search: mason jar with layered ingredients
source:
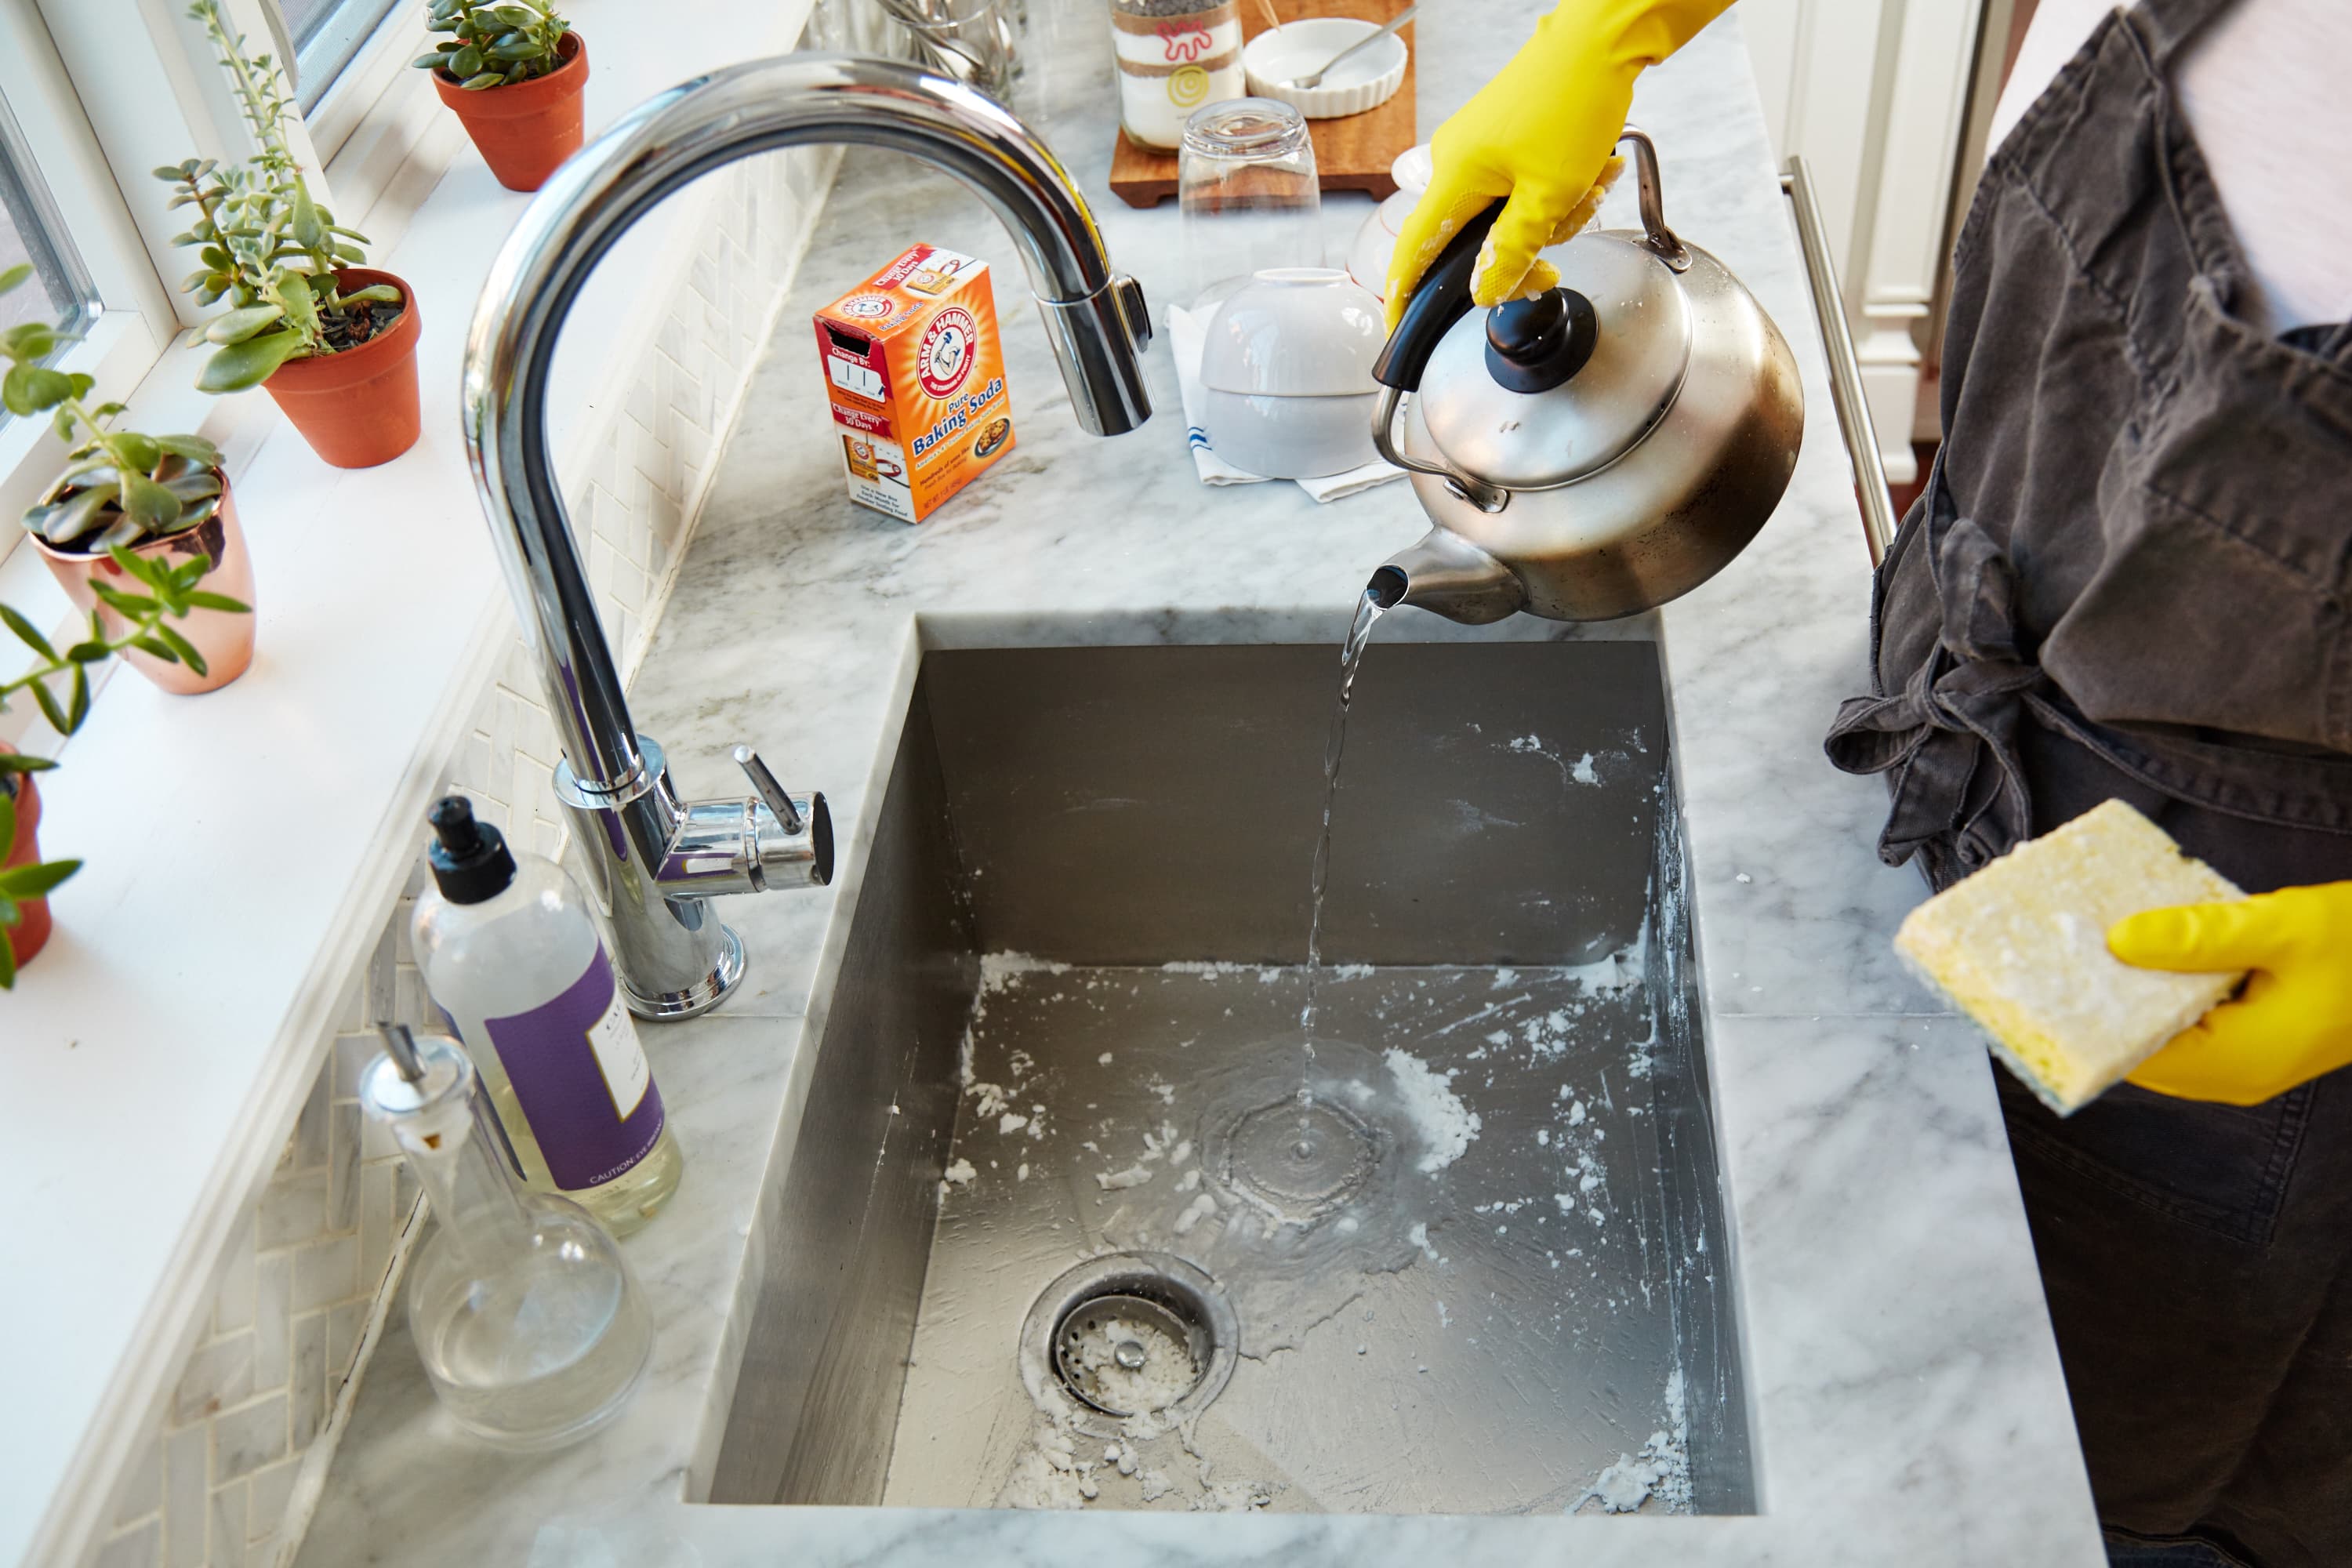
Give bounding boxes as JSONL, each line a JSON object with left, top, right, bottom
{"left": 1111, "top": 0, "right": 1246, "bottom": 148}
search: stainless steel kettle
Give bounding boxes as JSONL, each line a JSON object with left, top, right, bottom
{"left": 1367, "top": 130, "right": 1802, "bottom": 624}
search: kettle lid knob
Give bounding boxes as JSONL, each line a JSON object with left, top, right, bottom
{"left": 1484, "top": 289, "right": 1599, "bottom": 394}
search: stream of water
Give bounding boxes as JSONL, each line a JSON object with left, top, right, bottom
{"left": 1297, "top": 589, "right": 1385, "bottom": 1052}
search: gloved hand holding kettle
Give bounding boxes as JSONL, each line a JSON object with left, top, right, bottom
{"left": 1382, "top": 0, "right": 1735, "bottom": 327}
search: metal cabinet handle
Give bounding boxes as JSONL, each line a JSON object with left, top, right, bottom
{"left": 1780, "top": 156, "right": 1898, "bottom": 566}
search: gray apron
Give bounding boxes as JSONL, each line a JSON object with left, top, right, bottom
{"left": 1823, "top": 1, "right": 2352, "bottom": 1562}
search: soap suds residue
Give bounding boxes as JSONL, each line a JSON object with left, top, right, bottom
{"left": 1382, "top": 1047, "right": 1483, "bottom": 1171}
{"left": 1570, "top": 1368, "right": 1692, "bottom": 1514}
{"left": 981, "top": 952, "right": 1073, "bottom": 993}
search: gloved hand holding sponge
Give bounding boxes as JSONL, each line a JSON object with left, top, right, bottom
{"left": 1384, "top": 0, "right": 1737, "bottom": 328}
{"left": 1897, "top": 799, "right": 2352, "bottom": 1112}
{"left": 2113, "top": 882, "right": 2352, "bottom": 1105}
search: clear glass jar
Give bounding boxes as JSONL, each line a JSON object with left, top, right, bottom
{"left": 1112, "top": 0, "right": 1247, "bottom": 150}
{"left": 1178, "top": 96, "right": 1323, "bottom": 307}
{"left": 360, "top": 1029, "right": 652, "bottom": 1450}
{"left": 900, "top": 0, "right": 1019, "bottom": 99}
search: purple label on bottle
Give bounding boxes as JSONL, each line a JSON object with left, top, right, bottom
{"left": 483, "top": 947, "right": 665, "bottom": 1191}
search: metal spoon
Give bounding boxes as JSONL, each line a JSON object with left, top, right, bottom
{"left": 1287, "top": 4, "right": 1417, "bottom": 90}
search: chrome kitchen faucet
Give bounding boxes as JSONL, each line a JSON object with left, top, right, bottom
{"left": 459, "top": 55, "right": 1154, "bottom": 1019}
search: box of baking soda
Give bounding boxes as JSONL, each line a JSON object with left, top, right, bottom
{"left": 812, "top": 244, "right": 1017, "bottom": 523}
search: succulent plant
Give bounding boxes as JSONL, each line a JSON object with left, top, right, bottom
{"left": 1, "top": 264, "right": 223, "bottom": 553}
{"left": 157, "top": 0, "right": 404, "bottom": 394}
{"left": 414, "top": 0, "right": 573, "bottom": 89}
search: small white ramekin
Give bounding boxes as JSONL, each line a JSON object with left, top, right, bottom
{"left": 1241, "top": 19, "right": 1407, "bottom": 120}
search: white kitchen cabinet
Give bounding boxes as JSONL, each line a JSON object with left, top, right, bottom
{"left": 1741, "top": 0, "right": 2012, "bottom": 482}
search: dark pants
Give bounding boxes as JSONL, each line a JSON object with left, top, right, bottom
{"left": 2002, "top": 1062, "right": 2352, "bottom": 1568}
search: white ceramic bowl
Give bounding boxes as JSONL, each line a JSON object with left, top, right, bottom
{"left": 1199, "top": 267, "right": 1386, "bottom": 398}
{"left": 1242, "top": 19, "right": 1408, "bottom": 120}
{"left": 1347, "top": 143, "right": 1433, "bottom": 298}
{"left": 1200, "top": 386, "right": 1380, "bottom": 477}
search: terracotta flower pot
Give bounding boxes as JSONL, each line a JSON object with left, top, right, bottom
{"left": 34, "top": 476, "right": 257, "bottom": 695}
{"left": 1, "top": 743, "right": 53, "bottom": 974}
{"left": 436, "top": 32, "right": 590, "bottom": 192}
{"left": 262, "top": 268, "right": 422, "bottom": 469}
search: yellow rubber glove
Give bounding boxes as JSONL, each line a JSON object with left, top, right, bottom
{"left": 2109, "top": 881, "right": 2352, "bottom": 1105}
{"left": 1384, "top": 0, "right": 1737, "bottom": 328}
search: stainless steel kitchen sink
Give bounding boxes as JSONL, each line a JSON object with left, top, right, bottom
{"left": 706, "top": 641, "right": 1751, "bottom": 1515}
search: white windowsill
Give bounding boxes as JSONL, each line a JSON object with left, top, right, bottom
{"left": 0, "top": 3, "right": 824, "bottom": 1563}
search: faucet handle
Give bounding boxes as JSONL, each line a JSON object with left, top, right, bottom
{"left": 733, "top": 745, "right": 806, "bottom": 835}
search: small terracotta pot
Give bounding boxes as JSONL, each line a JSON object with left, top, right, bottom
{"left": 436, "top": 32, "right": 589, "bottom": 192}
{"left": 34, "top": 477, "right": 257, "bottom": 695}
{"left": 1, "top": 742, "right": 53, "bottom": 974}
{"left": 262, "top": 268, "right": 422, "bottom": 469}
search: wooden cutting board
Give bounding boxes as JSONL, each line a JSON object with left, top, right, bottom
{"left": 1106, "top": 0, "right": 1416, "bottom": 209}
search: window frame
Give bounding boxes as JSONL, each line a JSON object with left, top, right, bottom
{"left": 290, "top": 0, "right": 408, "bottom": 114}
{"left": 0, "top": 2, "right": 184, "bottom": 576}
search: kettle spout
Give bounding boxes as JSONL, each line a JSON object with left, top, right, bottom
{"left": 1367, "top": 528, "right": 1528, "bottom": 626}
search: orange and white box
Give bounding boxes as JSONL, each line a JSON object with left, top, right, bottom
{"left": 813, "top": 244, "right": 1017, "bottom": 523}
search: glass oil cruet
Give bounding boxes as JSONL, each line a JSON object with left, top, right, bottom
{"left": 360, "top": 1023, "right": 653, "bottom": 1450}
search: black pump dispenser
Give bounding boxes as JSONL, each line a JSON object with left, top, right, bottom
{"left": 426, "top": 796, "right": 517, "bottom": 906}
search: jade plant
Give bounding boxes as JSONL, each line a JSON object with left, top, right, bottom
{"left": 0, "top": 752, "right": 76, "bottom": 989}
{"left": 158, "top": 0, "right": 402, "bottom": 394}
{"left": 0, "top": 543, "right": 249, "bottom": 987}
{"left": 2, "top": 266, "right": 225, "bottom": 554}
{"left": 415, "top": 0, "right": 574, "bottom": 88}
{"left": 2, "top": 549, "right": 251, "bottom": 735}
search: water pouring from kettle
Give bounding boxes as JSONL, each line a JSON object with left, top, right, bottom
{"left": 1365, "top": 129, "right": 1803, "bottom": 624}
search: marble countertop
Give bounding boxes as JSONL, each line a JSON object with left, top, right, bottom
{"left": 299, "top": 6, "right": 2105, "bottom": 1564}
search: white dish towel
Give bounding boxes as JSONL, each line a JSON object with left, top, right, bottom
{"left": 1166, "top": 303, "right": 1406, "bottom": 503}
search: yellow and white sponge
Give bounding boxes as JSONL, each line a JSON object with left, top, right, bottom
{"left": 1895, "top": 800, "right": 2245, "bottom": 1115}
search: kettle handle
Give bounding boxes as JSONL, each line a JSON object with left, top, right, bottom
{"left": 1370, "top": 125, "right": 1686, "bottom": 396}
{"left": 1370, "top": 203, "right": 1501, "bottom": 392}
{"left": 1619, "top": 128, "right": 1690, "bottom": 272}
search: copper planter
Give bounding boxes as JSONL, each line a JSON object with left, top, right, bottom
{"left": 34, "top": 475, "right": 257, "bottom": 695}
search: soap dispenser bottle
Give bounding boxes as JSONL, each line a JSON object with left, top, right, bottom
{"left": 360, "top": 1023, "right": 652, "bottom": 1449}
{"left": 411, "top": 796, "right": 683, "bottom": 1236}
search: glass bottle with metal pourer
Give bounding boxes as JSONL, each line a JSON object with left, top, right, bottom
{"left": 360, "top": 1023, "right": 653, "bottom": 1450}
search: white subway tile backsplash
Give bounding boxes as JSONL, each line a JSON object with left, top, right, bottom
{"left": 170, "top": 1336, "right": 254, "bottom": 1427}
{"left": 205, "top": 1486, "right": 245, "bottom": 1568}
{"left": 325, "top": 1105, "right": 361, "bottom": 1230}
{"left": 85, "top": 136, "right": 841, "bottom": 1568}
{"left": 209, "top": 1221, "right": 255, "bottom": 1338}
{"left": 245, "top": 1461, "right": 297, "bottom": 1543}
{"left": 289, "top": 1076, "right": 328, "bottom": 1173}
{"left": 107, "top": 1437, "right": 161, "bottom": 1532}
{"left": 254, "top": 1172, "right": 325, "bottom": 1252}
{"left": 92, "top": 1519, "right": 158, "bottom": 1568}
{"left": 289, "top": 1314, "right": 326, "bottom": 1450}
{"left": 162, "top": 1425, "right": 206, "bottom": 1568}
{"left": 211, "top": 1396, "right": 286, "bottom": 1485}
{"left": 289, "top": 1237, "right": 358, "bottom": 1315}
{"left": 249, "top": 1251, "right": 289, "bottom": 1396}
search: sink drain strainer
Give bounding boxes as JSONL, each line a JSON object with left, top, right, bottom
{"left": 1210, "top": 1095, "right": 1383, "bottom": 1224}
{"left": 1019, "top": 1253, "right": 1236, "bottom": 1431}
